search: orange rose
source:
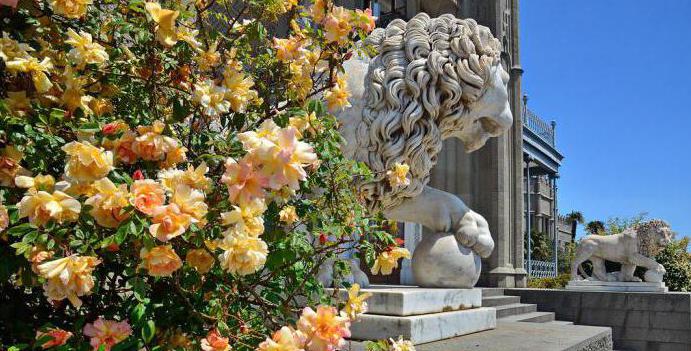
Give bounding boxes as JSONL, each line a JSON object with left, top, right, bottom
{"left": 186, "top": 248, "right": 214, "bottom": 274}
{"left": 36, "top": 328, "right": 73, "bottom": 349}
{"left": 139, "top": 245, "right": 182, "bottom": 277}
{"left": 130, "top": 180, "right": 165, "bottom": 215}
{"left": 149, "top": 204, "right": 193, "bottom": 242}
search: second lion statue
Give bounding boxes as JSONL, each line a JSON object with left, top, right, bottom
{"left": 322, "top": 13, "right": 513, "bottom": 288}
{"left": 571, "top": 219, "right": 674, "bottom": 283}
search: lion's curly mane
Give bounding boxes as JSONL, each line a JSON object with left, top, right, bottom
{"left": 353, "top": 13, "right": 503, "bottom": 210}
{"left": 633, "top": 219, "right": 672, "bottom": 257}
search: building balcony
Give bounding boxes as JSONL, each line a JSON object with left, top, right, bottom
{"left": 522, "top": 102, "right": 563, "bottom": 175}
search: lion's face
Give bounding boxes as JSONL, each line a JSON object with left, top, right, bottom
{"left": 655, "top": 225, "right": 674, "bottom": 247}
{"left": 451, "top": 64, "right": 513, "bottom": 152}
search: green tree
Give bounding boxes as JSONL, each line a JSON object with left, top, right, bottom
{"left": 525, "top": 229, "right": 553, "bottom": 261}
{"left": 585, "top": 220, "right": 606, "bottom": 235}
{"left": 655, "top": 237, "right": 691, "bottom": 292}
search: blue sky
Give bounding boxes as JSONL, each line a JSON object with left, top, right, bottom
{"left": 520, "top": 1, "right": 691, "bottom": 239}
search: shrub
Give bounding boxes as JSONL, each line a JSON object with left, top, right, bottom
{"left": 528, "top": 273, "right": 571, "bottom": 289}
{"left": 0, "top": 1, "right": 405, "bottom": 350}
{"left": 656, "top": 238, "right": 691, "bottom": 292}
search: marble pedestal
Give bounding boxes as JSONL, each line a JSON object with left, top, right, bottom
{"left": 333, "top": 285, "right": 496, "bottom": 344}
{"left": 565, "top": 280, "right": 668, "bottom": 292}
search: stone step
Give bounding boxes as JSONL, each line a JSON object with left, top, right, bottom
{"left": 349, "top": 307, "right": 496, "bottom": 344}
{"left": 499, "top": 311, "right": 555, "bottom": 323}
{"left": 481, "top": 287, "right": 505, "bottom": 297}
{"left": 482, "top": 295, "right": 521, "bottom": 307}
{"left": 327, "top": 285, "right": 481, "bottom": 316}
{"left": 494, "top": 303, "right": 538, "bottom": 319}
{"left": 549, "top": 320, "right": 574, "bottom": 326}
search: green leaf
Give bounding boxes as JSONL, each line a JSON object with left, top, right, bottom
{"left": 141, "top": 320, "right": 156, "bottom": 343}
{"left": 130, "top": 303, "right": 146, "bottom": 324}
{"left": 6, "top": 223, "right": 34, "bottom": 237}
{"left": 49, "top": 108, "right": 66, "bottom": 122}
{"left": 79, "top": 122, "right": 101, "bottom": 133}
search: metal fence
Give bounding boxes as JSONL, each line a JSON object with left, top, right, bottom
{"left": 525, "top": 259, "right": 556, "bottom": 278}
{"left": 523, "top": 108, "right": 555, "bottom": 147}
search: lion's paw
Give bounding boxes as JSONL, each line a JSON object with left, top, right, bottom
{"left": 455, "top": 210, "right": 494, "bottom": 258}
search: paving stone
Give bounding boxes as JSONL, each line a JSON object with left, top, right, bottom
{"left": 347, "top": 321, "right": 612, "bottom": 351}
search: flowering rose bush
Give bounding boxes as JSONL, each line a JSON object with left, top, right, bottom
{"left": 0, "top": 0, "right": 411, "bottom": 349}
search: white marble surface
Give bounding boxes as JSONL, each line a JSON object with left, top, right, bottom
{"left": 412, "top": 232, "right": 482, "bottom": 288}
{"left": 349, "top": 307, "right": 496, "bottom": 344}
{"left": 328, "top": 285, "right": 482, "bottom": 316}
{"left": 565, "top": 280, "right": 668, "bottom": 292}
{"left": 570, "top": 220, "right": 674, "bottom": 283}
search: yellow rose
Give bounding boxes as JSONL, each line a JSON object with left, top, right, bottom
{"left": 279, "top": 205, "right": 298, "bottom": 225}
{"left": 186, "top": 248, "right": 214, "bottom": 274}
{"left": 139, "top": 245, "right": 183, "bottom": 277}
{"left": 322, "top": 6, "right": 352, "bottom": 44}
{"left": 170, "top": 184, "right": 207, "bottom": 224}
{"left": 158, "top": 162, "right": 211, "bottom": 192}
{"left": 85, "top": 178, "right": 130, "bottom": 228}
{"left": 62, "top": 141, "right": 114, "bottom": 184}
{"left": 343, "top": 283, "right": 372, "bottom": 320}
{"left": 297, "top": 306, "right": 350, "bottom": 351}
{"left": 15, "top": 174, "right": 55, "bottom": 193}
{"left": 386, "top": 162, "right": 410, "bottom": 188}
{"left": 37, "top": 255, "right": 100, "bottom": 308}
{"left": 220, "top": 197, "right": 266, "bottom": 236}
{"left": 48, "top": 0, "right": 93, "bottom": 18}
{"left": 371, "top": 247, "right": 411, "bottom": 275}
{"left": 0, "top": 146, "right": 29, "bottom": 187}
{"left": 18, "top": 191, "right": 81, "bottom": 227}
{"left": 65, "top": 28, "right": 108, "bottom": 68}
{"left": 132, "top": 121, "right": 179, "bottom": 161}
{"left": 161, "top": 145, "right": 187, "bottom": 168}
{"left": 145, "top": 2, "right": 179, "bottom": 47}
{"left": 217, "top": 229, "right": 268, "bottom": 276}
{"left": 257, "top": 326, "right": 306, "bottom": 351}
{"left": 4, "top": 91, "right": 32, "bottom": 116}
{"left": 0, "top": 200, "right": 9, "bottom": 234}
{"left": 222, "top": 61, "right": 258, "bottom": 113}
{"left": 324, "top": 74, "right": 351, "bottom": 111}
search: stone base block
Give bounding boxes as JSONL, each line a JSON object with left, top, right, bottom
{"left": 565, "top": 280, "right": 668, "bottom": 292}
{"left": 349, "top": 307, "right": 496, "bottom": 344}
{"left": 328, "top": 285, "right": 482, "bottom": 316}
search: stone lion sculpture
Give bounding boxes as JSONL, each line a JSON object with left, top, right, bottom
{"left": 322, "top": 13, "right": 512, "bottom": 288}
{"left": 571, "top": 219, "right": 674, "bottom": 283}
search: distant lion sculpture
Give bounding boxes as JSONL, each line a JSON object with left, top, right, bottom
{"left": 571, "top": 220, "right": 674, "bottom": 283}
{"left": 320, "top": 13, "right": 513, "bottom": 287}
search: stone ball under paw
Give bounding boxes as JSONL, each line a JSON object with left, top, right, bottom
{"left": 644, "top": 269, "right": 664, "bottom": 283}
{"left": 412, "top": 232, "right": 481, "bottom": 288}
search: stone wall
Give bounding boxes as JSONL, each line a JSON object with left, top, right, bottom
{"left": 504, "top": 289, "right": 691, "bottom": 351}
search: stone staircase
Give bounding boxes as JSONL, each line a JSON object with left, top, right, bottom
{"left": 482, "top": 288, "right": 573, "bottom": 325}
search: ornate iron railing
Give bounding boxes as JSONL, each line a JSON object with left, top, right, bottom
{"left": 523, "top": 108, "right": 555, "bottom": 147}
{"left": 525, "top": 259, "right": 556, "bottom": 278}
